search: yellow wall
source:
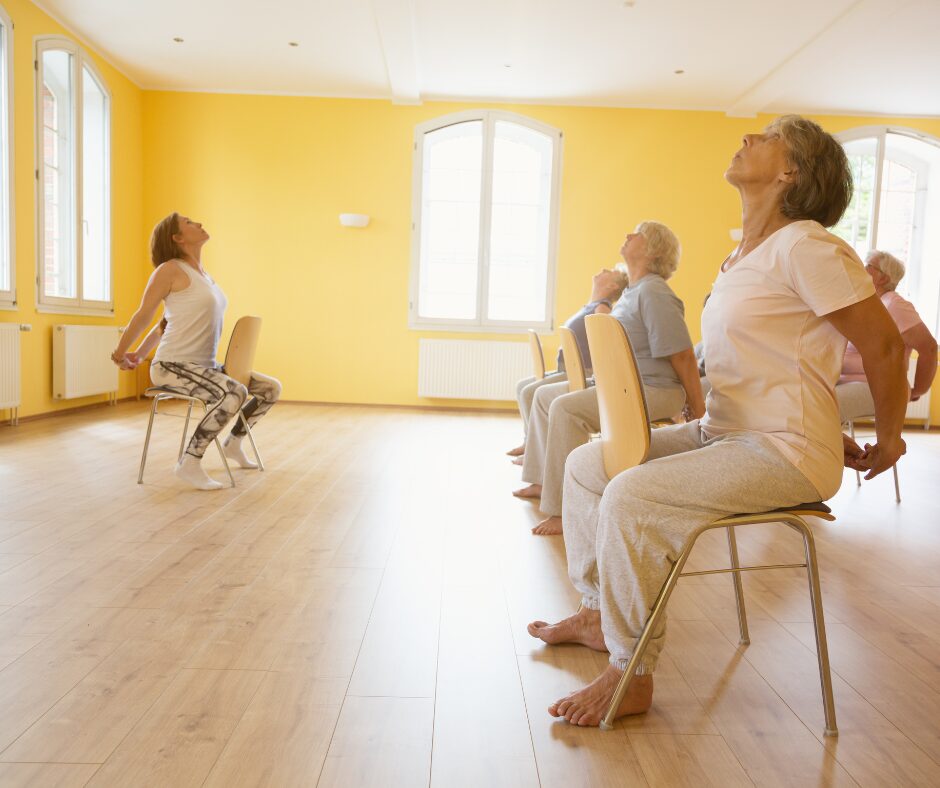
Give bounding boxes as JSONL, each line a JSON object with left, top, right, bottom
{"left": 141, "top": 92, "right": 940, "bottom": 421}
{"left": 0, "top": 0, "right": 143, "bottom": 421}
{"left": 1, "top": 5, "right": 937, "bottom": 426}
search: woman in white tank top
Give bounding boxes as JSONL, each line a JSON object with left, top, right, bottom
{"left": 111, "top": 213, "right": 281, "bottom": 490}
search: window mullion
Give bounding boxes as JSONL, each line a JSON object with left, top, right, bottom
{"left": 869, "top": 132, "right": 886, "bottom": 251}
{"left": 74, "top": 52, "right": 84, "bottom": 306}
{"left": 476, "top": 116, "right": 495, "bottom": 326}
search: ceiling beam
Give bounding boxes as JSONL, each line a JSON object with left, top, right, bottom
{"left": 725, "top": 0, "right": 900, "bottom": 117}
{"left": 370, "top": 0, "right": 421, "bottom": 105}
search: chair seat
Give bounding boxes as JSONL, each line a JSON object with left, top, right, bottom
{"left": 144, "top": 386, "right": 199, "bottom": 400}
{"left": 721, "top": 501, "right": 835, "bottom": 523}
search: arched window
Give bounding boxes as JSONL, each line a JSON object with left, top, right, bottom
{"left": 35, "top": 37, "right": 111, "bottom": 314}
{"left": 0, "top": 4, "right": 13, "bottom": 309}
{"left": 834, "top": 127, "right": 940, "bottom": 333}
{"left": 409, "top": 111, "right": 562, "bottom": 331}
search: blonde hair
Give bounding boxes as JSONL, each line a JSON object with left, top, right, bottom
{"left": 611, "top": 264, "right": 630, "bottom": 297}
{"left": 150, "top": 212, "right": 183, "bottom": 267}
{"left": 766, "top": 115, "right": 853, "bottom": 228}
{"left": 866, "top": 249, "right": 906, "bottom": 290}
{"left": 636, "top": 221, "right": 681, "bottom": 280}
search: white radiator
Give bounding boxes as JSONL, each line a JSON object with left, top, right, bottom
{"left": 53, "top": 325, "right": 121, "bottom": 400}
{"left": 905, "top": 356, "right": 931, "bottom": 425}
{"left": 418, "top": 339, "right": 531, "bottom": 400}
{"left": 0, "top": 323, "right": 21, "bottom": 419}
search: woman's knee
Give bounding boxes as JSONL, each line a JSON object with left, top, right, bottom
{"left": 265, "top": 377, "right": 283, "bottom": 403}
{"left": 231, "top": 382, "right": 249, "bottom": 407}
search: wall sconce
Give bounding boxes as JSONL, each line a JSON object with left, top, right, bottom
{"left": 729, "top": 228, "right": 743, "bottom": 241}
{"left": 339, "top": 213, "right": 370, "bottom": 228}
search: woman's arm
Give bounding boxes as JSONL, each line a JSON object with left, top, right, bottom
{"left": 825, "top": 294, "right": 908, "bottom": 478}
{"left": 902, "top": 322, "right": 938, "bottom": 400}
{"left": 124, "top": 320, "right": 166, "bottom": 368}
{"left": 668, "top": 347, "right": 705, "bottom": 419}
{"left": 111, "top": 265, "right": 176, "bottom": 365}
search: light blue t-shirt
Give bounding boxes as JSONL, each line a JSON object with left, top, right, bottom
{"left": 555, "top": 299, "right": 609, "bottom": 374}
{"left": 611, "top": 274, "right": 692, "bottom": 388}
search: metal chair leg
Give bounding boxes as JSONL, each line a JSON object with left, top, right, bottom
{"left": 892, "top": 464, "right": 901, "bottom": 503}
{"left": 238, "top": 412, "right": 265, "bottom": 471}
{"left": 600, "top": 542, "right": 695, "bottom": 730}
{"left": 727, "top": 526, "right": 750, "bottom": 645}
{"left": 138, "top": 396, "right": 161, "bottom": 484}
{"left": 178, "top": 400, "right": 194, "bottom": 461}
{"left": 789, "top": 517, "right": 838, "bottom": 737}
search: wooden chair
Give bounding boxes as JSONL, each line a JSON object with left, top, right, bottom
{"left": 527, "top": 329, "right": 547, "bottom": 380}
{"left": 137, "top": 316, "right": 265, "bottom": 486}
{"left": 584, "top": 314, "right": 838, "bottom": 736}
{"left": 558, "top": 326, "right": 587, "bottom": 392}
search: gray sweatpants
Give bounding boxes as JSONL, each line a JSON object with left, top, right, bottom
{"left": 516, "top": 372, "right": 567, "bottom": 434}
{"left": 563, "top": 421, "right": 820, "bottom": 674}
{"left": 522, "top": 383, "right": 686, "bottom": 516}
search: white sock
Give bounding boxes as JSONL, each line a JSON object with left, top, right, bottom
{"left": 175, "top": 454, "right": 224, "bottom": 490}
{"left": 223, "top": 434, "right": 258, "bottom": 469}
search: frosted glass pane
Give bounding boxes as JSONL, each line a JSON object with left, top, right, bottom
{"left": 832, "top": 137, "right": 876, "bottom": 259}
{"left": 418, "top": 121, "right": 482, "bottom": 320}
{"left": 487, "top": 121, "right": 553, "bottom": 323}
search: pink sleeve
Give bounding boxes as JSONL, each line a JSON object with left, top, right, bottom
{"left": 883, "top": 293, "right": 923, "bottom": 335}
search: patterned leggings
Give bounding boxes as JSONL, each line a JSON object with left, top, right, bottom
{"left": 150, "top": 361, "right": 282, "bottom": 459}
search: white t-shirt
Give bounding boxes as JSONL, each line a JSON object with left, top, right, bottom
{"left": 700, "top": 220, "right": 875, "bottom": 499}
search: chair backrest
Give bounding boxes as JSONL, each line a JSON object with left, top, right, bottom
{"left": 585, "top": 313, "right": 651, "bottom": 478}
{"left": 222, "top": 316, "right": 263, "bottom": 386}
{"left": 528, "top": 329, "right": 546, "bottom": 380}
{"left": 559, "top": 326, "right": 587, "bottom": 392}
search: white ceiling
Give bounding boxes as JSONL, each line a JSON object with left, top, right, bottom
{"left": 33, "top": 0, "right": 940, "bottom": 117}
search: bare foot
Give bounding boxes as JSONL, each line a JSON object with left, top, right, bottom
{"left": 532, "top": 515, "right": 562, "bottom": 535}
{"left": 513, "top": 483, "right": 542, "bottom": 499}
{"left": 527, "top": 606, "right": 607, "bottom": 652}
{"left": 511, "top": 455, "right": 523, "bottom": 466}
{"left": 549, "top": 666, "right": 653, "bottom": 727}
{"left": 506, "top": 444, "right": 525, "bottom": 457}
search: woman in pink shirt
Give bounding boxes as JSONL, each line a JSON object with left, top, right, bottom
{"left": 837, "top": 250, "right": 938, "bottom": 419}
{"left": 526, "top": 116, "right": 910, "bottom": 728}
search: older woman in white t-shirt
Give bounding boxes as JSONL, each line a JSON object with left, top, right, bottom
{"left": 111, "top": 213, "right": 282, "bottom": 490}
{"left": 526, "top": 116, "right": 909, "bottom": 727}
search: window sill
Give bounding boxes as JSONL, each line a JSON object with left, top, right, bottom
{"left": 36, "top": 303, "right": 115, "bottom": 317}
{"left": 0, "top": 301, "right": 17, "bottom": 312}
{"left": 409, "top": 320, "right": 553, "bottom": 334}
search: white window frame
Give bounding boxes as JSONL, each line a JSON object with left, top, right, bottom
{"left": 34, "top": 36, "right": 112, "bottom": 315}
{"left": 836, "top": 125, "right": 940, "bottom": 333}
{"left": 409, "top": 110, "right": 563, "bottom": 333}
{"left": 0, "top": 5, "right": 14, "bottom": 310}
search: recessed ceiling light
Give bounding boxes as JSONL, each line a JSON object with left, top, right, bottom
{"left": 503, "top": 63, "right": 512, "bottom": 69}
{"left": 173, "top": 37, "right": 184, "bottom": 43}
{"left": 288, "top": 42, "right": 299, "bottom": 47}
{"left": 674, "top": 69, "right": 685, "bottom": 74}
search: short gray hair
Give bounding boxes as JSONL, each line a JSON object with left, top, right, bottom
{"left": 866, "top": 249, "right": 906, "bottom": 291}
{"left": 636, "top": 221, "right": 681, "bottom": 280}
{"left": 766, "top": 115, "right": 853, "bottom": 228}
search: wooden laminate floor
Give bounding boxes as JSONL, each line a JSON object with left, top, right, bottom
{"left": 0, "top": 401, "right": 939, "bottom": 787}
